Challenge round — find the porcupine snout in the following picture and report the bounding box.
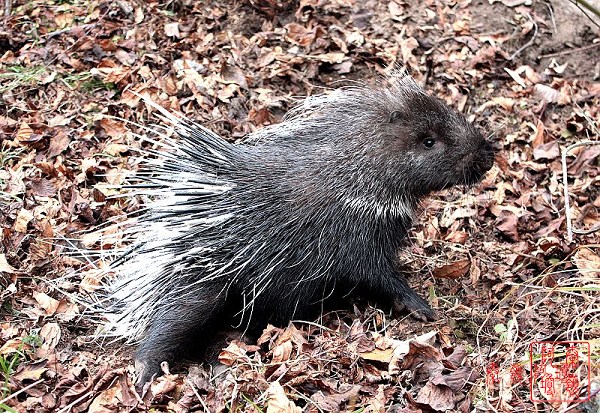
[460,137,494,185]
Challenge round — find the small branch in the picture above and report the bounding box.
[539,42,600,59]
[0,379,44,405]
[561,140,600,242]
[570,0,600,18]
[568,0,600,29]
[508,13,538,61]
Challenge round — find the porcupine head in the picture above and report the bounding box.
[102,69,495,387]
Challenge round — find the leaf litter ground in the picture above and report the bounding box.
[0,0,599,412]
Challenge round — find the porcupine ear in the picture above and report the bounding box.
[388,110,405,123]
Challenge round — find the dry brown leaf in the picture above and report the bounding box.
[37,322,61,357]
[477,97,515,112]
[80,269,105,293]
[531,119,545,148]
[266,381,301,413]
[445,230,468,244]
[0,254,17,273]
[15,122,34,144]
[55,300,80,322]
[311,52,346,64]
[272,340,293,363]
[432,260,471,280]
[164,22,180,38]
[13,359,48,382]
[431,366,476,392]
[572,247,600,276]
[415,382,455,411]
[90,65,130,83]
[14,208,34,233]
[220,63,249,89]
[149,374,180,397]
[88,385,122,413]
[495,210,520,241]
[0,338,33,355]
[104,143,129,156]
[98,118,127,139]
[33,292,60,316]
[532,141,559,160]
[30,178,58,197]
[505,67,527,88]
[285,23,317,47]
[311,384,361,411]
[534,84,560,103]
[218,341,249,366]
[400,37,419,63]
[360,347,394,363]
[47,130,71,158]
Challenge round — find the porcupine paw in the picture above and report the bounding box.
[394,291,436,322]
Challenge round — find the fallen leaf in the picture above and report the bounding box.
[104,143,129,156]
[433,260,471,279]
[495,210,520,241]
[218,341,249,366]
[266,381,301,413]
[13,359,48,382]
[272,340,293,363]
[33,292,60,316]
[14,208,34,233]
[532,141,559,160]
[573,247,600,276]
[98,118,127,138]
[534,84,560,103]
[415,381,455,411]
[220,62,249,89]
[505,67,527,88]
[37,322,61,357]
[15,122,34,144]
[88,385,121,413]
[0,338,32,355]
[164,22,180,38]
[47,131,71,158]
[360,347,394,362]
[149,373,179,397]
[0,254,17,273]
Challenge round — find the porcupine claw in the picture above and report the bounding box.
[393,293,437,322]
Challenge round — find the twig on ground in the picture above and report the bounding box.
[0,379,44,405]
[509,13,538,61]
[568,0,600,29]
[539,43,600,59]
[561,140,600,242]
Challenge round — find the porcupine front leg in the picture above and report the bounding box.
[368,265,436,321]
[390,274,436,321]
[134,283,227,387]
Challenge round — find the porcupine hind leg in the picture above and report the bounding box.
[133,283,227,387]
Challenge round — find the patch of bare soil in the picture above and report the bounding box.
[0,0,599,411]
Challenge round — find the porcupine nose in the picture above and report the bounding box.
[480,139,495,172]
[458,139,494,185]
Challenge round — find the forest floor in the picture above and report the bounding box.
[1,0,599,412]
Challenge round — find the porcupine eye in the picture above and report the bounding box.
[423,137,436,148]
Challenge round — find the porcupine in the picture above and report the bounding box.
[103,71,494,386]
